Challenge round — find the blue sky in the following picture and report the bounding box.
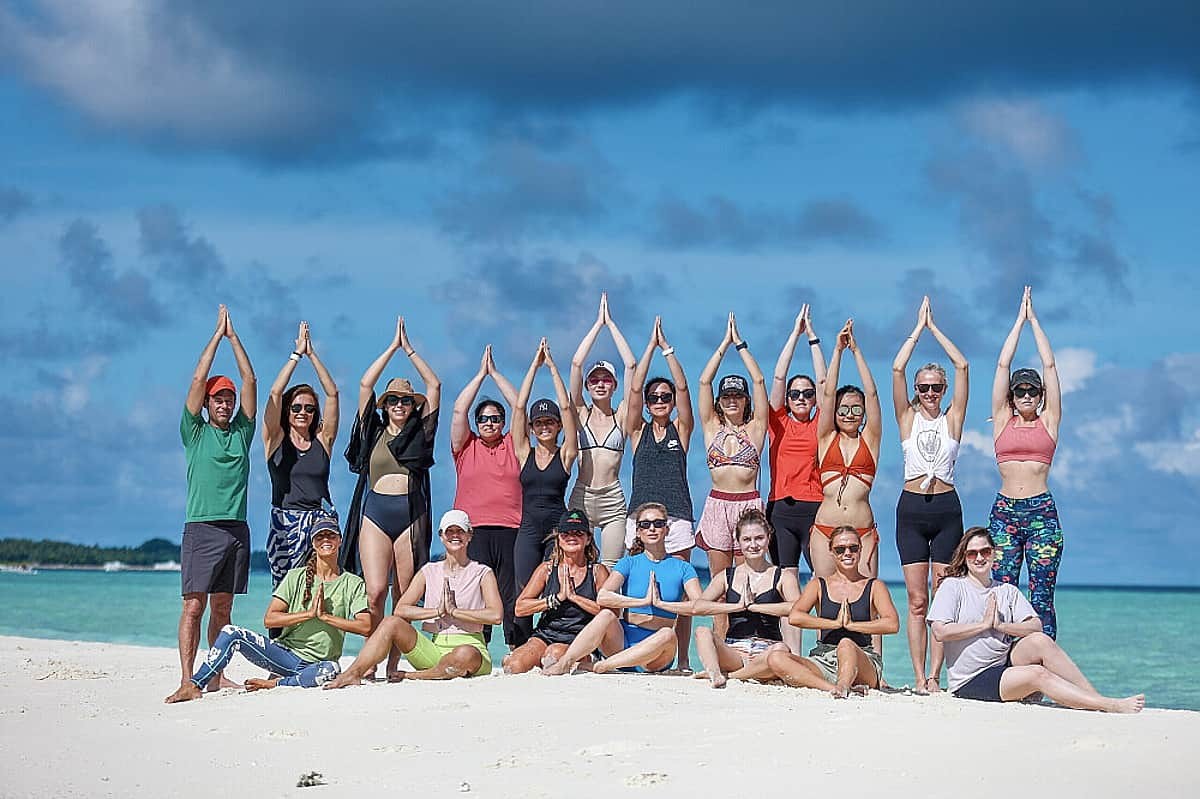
[1,2,1197,584]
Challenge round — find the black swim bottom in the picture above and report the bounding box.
[895,489,964,565]
[767,497,820,571]
[953,655,1012,702]
[181,520,250,595]
[363,490,412,541]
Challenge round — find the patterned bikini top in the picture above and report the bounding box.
[707,426,761,470]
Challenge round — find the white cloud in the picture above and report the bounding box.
[1136,428,1200,478]
[960,428,993,457]
[959,98,1078,170]
[1056,346,1097,395]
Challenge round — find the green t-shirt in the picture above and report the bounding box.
[180,406,255,522]
[274,567,369,663]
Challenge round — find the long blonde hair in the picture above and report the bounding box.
[910,362,948,408]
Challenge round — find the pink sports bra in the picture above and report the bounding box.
[994,416,1056,465]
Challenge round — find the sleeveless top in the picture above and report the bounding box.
[902,411,959,489]
[368,430,410,484]
[817,577,875,648]
[268,436,331,510]
[420,559,491,635]
[534,563,599,640]
[629,421,693,521]
[519,448,570,532]
[707,426,761,470]
[724,566,783,641]
[578,407,626,452]
[995,416,1056,465]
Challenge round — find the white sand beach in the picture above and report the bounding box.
[1,635,1196,798]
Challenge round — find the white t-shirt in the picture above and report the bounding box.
[927,577,1039,692]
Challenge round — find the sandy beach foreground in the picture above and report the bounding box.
[1,636,1196,798]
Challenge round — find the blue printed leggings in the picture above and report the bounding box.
[988,492,1063,639]
[191,624,340,689]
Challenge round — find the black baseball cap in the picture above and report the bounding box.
[718,374,750,397]
[557,508,591,535]
[1009,368,1043,391]
[529,398,561,422]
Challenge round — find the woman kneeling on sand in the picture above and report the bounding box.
[767,527,899,698]
[544,502,703,674]
[326,510,503,686]
[928,528,1144,712]
[692,508,800,688]
[166,516,370,702]
[503,509,614,674]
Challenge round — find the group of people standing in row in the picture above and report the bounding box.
[164,291,1143,713]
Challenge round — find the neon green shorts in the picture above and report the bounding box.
[403,631,492,676]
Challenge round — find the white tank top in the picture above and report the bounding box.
[902,411,959,489]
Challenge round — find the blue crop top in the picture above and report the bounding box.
[613,552,699,619]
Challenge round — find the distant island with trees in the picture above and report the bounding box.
[0,538,270,571]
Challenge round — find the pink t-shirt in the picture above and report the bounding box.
[420,559,492,635]
[453,431,522,528]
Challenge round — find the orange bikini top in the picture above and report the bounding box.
[819,435,876,504]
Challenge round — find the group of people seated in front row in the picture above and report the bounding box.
[174,505,1144,713]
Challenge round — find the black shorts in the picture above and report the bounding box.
[181,520,250,595]
[895,489,964,565]
[953,655,1012,702]
[767,497,820,571]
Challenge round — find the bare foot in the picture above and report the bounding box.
[925,676,941,694]
[1109,694,1146,714]
[591,658,614,674]
[540,652,560,669]
[693,670,709,680]
[244,678,279,692]
[709,672,727,689]
[165,682,203,704]
[831,685,849,699]
[851,684,870,697]
[542,659,575,676]
[387,670,407,683]
[323,671,363,690]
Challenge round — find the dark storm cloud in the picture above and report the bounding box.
[5,1,1197,162]
[138,204,226,283]
[649,194,885,250]
[59,219,169,327]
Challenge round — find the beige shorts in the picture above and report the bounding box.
[807,642,883,685]
[624,515,695,554]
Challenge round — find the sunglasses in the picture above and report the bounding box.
[384,395,415,408]
[788,388,817,401]
[558,529,587,537]
[646,392,674,404]
[312,531,340,541]
[290,403,317,414]
[476,414,504,425]
[636,518,669,530]
[1012,386,1042,399]
[832,544,861,555]
[965,546,994,560]
[588,375,615,385]
[916,384,946,394]
[836,404,865,417]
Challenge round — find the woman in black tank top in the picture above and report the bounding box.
[767,527,900,698]
[691,509,801,688]
[262,322,340,587]
[510,339,580,646]
[504,510,612,674]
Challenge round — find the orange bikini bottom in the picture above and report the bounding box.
[811,522,879,540]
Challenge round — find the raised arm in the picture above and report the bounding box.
[451,347,489,454]
[730,313,769,439]
[511,340,542,462]
[485,347,519,409]
[892,297,927,421]
[359,317,403,418]
[263,322,305,451]
[602,293,639,418]
[698,314,734,429]
[771,305,808,410]
[543,343,578,466]
[817,321,851,439]
[846,321,883,442]
[658,319,693,443]
[187,305,228,415]
[569,297,606,409]
[993,288,1027,424]
[925,299,969,428]
[224,309,257,420]
[626,323,657,438]
[1026,289,1061,433]
[805,307,828,395]
[399,318,441,415]
[303,323,340,450]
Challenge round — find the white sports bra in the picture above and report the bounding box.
[901,411,959,489]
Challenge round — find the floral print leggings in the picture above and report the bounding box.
[988,492,1063,639]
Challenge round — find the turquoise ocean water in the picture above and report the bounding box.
[1,569,1195,711]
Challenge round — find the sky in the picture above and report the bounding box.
[1,1,1198,585]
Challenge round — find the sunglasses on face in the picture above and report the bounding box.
[290,403,317,414]
[788,388,817,401]
[559,530,587,538]
[832,544,861,555]
[646,392,674,404]
[588,376,615,386]
[1012,386,1042,399]
[476,414,504,425]
[636,518,669,530]
[836,405,865,417]
[384,395,415,408]
[312,531,340,541]
[916,384,946,394]
[965,546,994,560]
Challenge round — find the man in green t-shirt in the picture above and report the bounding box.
[166,305,258,705]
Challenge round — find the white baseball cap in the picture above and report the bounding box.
[438,509,473,534]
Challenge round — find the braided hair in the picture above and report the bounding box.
[301,550,319,605]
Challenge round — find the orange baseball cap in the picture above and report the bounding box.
[206,375,236,397]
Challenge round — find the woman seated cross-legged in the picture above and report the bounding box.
[928,527,1144,713]
[692,508,800,689]
[325,510,503,686]
[767,526,900,698]
[503,509,615,674]
[543,502,703,675]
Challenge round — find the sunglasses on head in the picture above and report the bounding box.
[290,403,317,414]
[646,392,674,404]
[1012,386,1042,399]
[636,518,668,530]
[836,404,865,417]
[965,546,994,560]
[384,395,415,408]
[832,544,861,555]
[916,384,946,394]
[788,388,817,401]
[476,414,504,425]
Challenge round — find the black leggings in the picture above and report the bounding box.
[511,516,558,647]
[895,489,964,565]
[466,525,519,646]
[767,498,820,571]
